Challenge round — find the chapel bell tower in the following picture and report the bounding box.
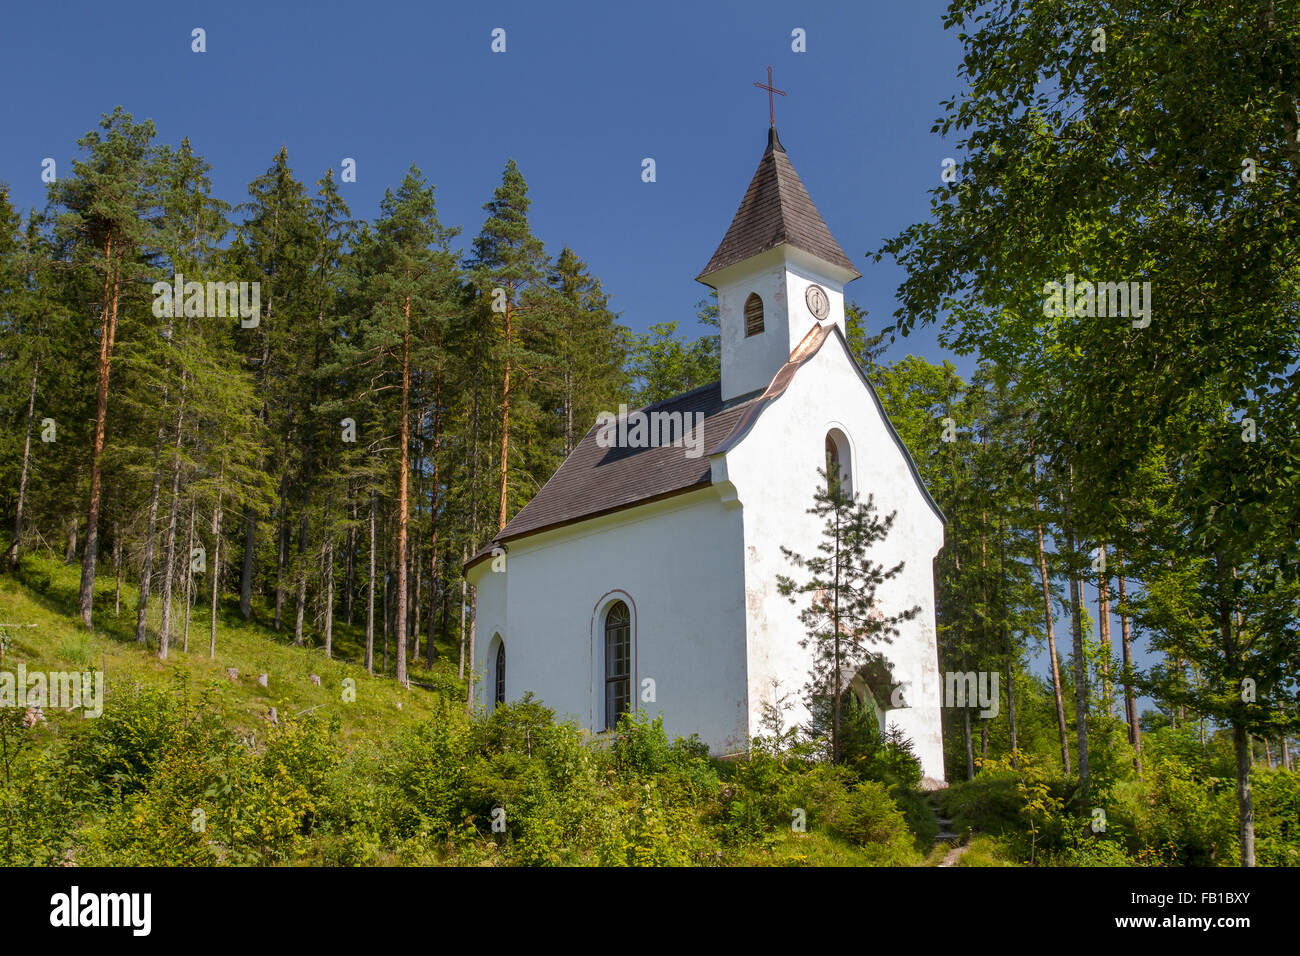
[696,122,862,403]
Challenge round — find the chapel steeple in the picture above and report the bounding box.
[697,124,861,401]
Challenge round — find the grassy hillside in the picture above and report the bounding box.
[0,553,956,867]
[5,554,1293,868]
[0,553,459,745]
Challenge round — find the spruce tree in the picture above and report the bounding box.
[777,469,921,762]
[52,108,162,627]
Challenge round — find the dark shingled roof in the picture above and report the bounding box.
[464,324,944,575]
[697,128,861,282]
[488,382,762,546]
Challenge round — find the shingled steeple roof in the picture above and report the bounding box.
[697,127,861,283]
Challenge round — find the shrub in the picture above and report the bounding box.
[1112,756,1238,866]
[716,748,801,845]
[1253,767,1300,867]
[888,783,939,850]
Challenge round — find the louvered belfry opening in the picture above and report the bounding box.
[744,292,764,337]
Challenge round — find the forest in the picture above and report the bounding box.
[1,0,1298,869]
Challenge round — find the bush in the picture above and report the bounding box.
[1111,756,1238,866]
[1253,767,1300,867]
[715,748,801,845]
[781,763,921,864]
[888,783,939,850]
[0,709,79,865]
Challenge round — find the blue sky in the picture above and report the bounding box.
[0,0,965,366]
[0,0,1163,720]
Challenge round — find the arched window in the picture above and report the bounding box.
[604,601,631,731]
[744,293,764,337]
[826,428,852,498]
[825,435,840,495]
[494,640,506,708]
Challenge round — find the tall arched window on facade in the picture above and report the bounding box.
[604,601,631,731]
[825,435,841,497]
[826,429,852,498]
[744,293,764,337]
[494,640,506,708]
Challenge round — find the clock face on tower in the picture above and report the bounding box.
[805,283,830,320]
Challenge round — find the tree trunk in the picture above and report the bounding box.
[112,525,122,616]
[395,295,411,685]
[65,518,78,564]
[240,334,272,620]
[459,545,468,679]
[365,493,376,675]
[1097,544,1112,710]
[1233,722,1256,867]
[1117,555,1142,776]
[383,546,390,677]
[963,707,974,781]
[412,545,421,665]
[78,242,121,628]
[294,548,308,646]
[996,515,1017,762]
[427,367,442,664]
[154,389,186,652]
[1066,527,1091,798]
[563,364,575,455]
[497,296,512,533]
[293,450,315,645]
[181,502,195,653]
[323,496,335,659]
[412,394,424,666]
[439,576,451,667]
[7,354,39,570]
[273,469,289,630]
[465,587,477,709]
[239,509,257,620]
[1036,512,1071,773]
[209,486,225,659]
[344,499,356,625]
[831,509,843,763]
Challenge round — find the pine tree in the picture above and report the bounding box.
[358,166,459,685]
[466,159,549,534]
[53,108,162,627]
[777,469,921,762]
[231,147,318,628]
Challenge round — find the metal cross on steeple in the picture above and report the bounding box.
[753,65,786,128]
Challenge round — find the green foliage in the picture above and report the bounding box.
[612,709,711,780]
[1253,768,1300,867]
[778,467,920,763]
[627,319,719,404]
[1109,755,1239,867]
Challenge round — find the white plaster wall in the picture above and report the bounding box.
[715,248,850,402]
[468,488,752,753]
[718,332,947,780]
[716,250,793,402]
[781,251,848,352]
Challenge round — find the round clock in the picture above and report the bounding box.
[805,284,830,320]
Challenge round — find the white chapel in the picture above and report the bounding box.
[465,125,947,783]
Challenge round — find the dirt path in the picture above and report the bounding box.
[938,842,971,867]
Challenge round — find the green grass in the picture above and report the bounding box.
[725,828,922,866]
[954,835,1020,867]
[0,553,952,868]
[0,552,466,748]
